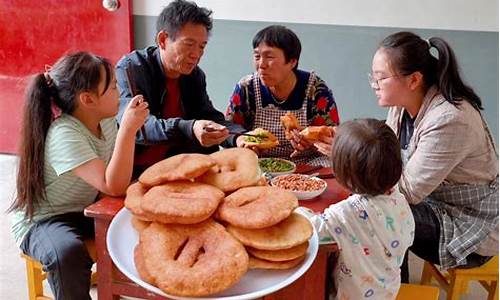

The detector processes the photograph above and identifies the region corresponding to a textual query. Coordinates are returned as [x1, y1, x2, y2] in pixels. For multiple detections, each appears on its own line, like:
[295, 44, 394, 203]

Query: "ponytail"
[428, 37, 483, 110]
[8, 74, 55, 218]
[380, 31, 483, 111]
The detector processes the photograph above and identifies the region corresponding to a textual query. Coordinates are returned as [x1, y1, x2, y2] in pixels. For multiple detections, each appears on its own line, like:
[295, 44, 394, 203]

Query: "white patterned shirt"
[301, 189, 415, 300]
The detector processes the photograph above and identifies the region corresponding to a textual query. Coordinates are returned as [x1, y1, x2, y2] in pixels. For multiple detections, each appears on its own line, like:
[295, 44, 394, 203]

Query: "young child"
[301, 118, 415, 300]
[8, 52, 148, 300]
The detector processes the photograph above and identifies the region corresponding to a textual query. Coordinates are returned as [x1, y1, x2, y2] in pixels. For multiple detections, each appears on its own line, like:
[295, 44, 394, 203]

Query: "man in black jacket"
[116, 0, 244, 175]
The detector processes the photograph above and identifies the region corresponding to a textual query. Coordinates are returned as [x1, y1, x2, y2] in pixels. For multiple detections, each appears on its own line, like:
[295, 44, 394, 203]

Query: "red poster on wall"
[0, 0, 133, 153]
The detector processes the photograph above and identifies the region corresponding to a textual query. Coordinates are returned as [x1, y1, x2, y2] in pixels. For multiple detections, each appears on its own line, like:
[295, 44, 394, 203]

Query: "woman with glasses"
[316, 31, 498, 281]
[225, 25, 340, 166]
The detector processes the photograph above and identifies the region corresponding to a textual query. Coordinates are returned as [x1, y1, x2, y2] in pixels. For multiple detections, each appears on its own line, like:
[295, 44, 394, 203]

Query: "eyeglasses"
[367, 73, 402, 89]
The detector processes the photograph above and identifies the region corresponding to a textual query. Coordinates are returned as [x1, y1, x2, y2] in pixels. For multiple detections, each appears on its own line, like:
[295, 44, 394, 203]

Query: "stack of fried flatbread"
[219, 189, 312, 269]
[124, 148, 314, 297]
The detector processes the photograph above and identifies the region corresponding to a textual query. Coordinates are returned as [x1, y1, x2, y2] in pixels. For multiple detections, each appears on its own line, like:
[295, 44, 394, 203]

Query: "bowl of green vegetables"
[258, 158, 296, 177]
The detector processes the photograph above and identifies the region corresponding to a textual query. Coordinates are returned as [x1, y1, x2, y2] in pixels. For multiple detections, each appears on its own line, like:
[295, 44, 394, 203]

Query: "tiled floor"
[0, 154, 491, 299]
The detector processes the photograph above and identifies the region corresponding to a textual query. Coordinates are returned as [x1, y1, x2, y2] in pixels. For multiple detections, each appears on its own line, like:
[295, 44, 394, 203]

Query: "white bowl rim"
[270, 174, 327, 192]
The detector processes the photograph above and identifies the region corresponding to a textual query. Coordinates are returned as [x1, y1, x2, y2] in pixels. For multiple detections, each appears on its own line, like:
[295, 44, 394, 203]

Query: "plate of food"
[107, 208, 319, 300]
[271, 174, 327, 200]
[258, 158, 296, 177]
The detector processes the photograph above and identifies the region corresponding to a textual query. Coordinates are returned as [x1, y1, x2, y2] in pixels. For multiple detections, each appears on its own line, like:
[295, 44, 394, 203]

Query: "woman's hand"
[290, 129, 313, 157]
[313, 126, 337, 158]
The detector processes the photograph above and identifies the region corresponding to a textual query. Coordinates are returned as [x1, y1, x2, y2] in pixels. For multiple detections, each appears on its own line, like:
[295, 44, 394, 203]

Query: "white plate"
[107, 208, 319, 300]
[271, 174, 327, 201]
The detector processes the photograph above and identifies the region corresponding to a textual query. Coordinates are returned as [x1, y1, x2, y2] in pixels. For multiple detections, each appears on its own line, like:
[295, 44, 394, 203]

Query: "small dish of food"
[270, 174, 327, 200]
[258, 158, 296, 177]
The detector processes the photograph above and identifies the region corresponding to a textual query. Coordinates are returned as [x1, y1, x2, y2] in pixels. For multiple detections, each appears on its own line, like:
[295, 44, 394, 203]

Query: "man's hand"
[193, 120, 229, 147]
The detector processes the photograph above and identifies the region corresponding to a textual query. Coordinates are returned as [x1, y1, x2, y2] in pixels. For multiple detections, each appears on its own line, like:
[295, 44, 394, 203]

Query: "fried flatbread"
[141, 181, 224, 224]
[139, 153, 217, 187]
[280, 112, 301, 139]
[124, 182, 151, 221]
[247, 241, 308, 261]
[134, 244, 155, 285]
[300, 126, 331, 142]
[248, 255, 305, 269]
[140, 220, 248, 297]
[131, 215, 151, 233]
[227, 212, 313, 250]
[198, 148, 260, 192]
[243, 128, 279, 150]
[218, 186, 298, 229]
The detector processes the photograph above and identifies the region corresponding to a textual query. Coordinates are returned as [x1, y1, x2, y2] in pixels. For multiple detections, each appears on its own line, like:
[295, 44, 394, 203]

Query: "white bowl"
[258, 158, 296, 177]
[270, 174, 327, 201]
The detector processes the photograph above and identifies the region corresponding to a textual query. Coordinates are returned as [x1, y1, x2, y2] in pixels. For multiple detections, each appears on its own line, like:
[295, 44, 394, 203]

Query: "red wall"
[0, 0, 133, 153]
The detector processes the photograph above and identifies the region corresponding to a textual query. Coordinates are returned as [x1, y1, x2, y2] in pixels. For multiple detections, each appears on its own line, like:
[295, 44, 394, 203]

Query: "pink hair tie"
[43, 72, 54, 87]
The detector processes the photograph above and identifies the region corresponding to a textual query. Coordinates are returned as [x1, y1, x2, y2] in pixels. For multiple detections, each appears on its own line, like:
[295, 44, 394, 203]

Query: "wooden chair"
[396, 283, 440, 300]
[421, 256, 499, 300]
[21, 239, 98, 300]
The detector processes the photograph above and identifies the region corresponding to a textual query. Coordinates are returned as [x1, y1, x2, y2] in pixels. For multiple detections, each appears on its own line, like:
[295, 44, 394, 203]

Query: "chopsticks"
[125, 67, 148, 144]
[228, 131, 261, 137]
[299, 165, 336, 179]
[317, 173, 336, 179]
[204, 127, 261, 138]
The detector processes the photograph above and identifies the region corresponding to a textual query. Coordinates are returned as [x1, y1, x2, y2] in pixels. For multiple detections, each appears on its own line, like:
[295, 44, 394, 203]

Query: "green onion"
[259, 158, 294, 172]
[245, 133, 268, 143]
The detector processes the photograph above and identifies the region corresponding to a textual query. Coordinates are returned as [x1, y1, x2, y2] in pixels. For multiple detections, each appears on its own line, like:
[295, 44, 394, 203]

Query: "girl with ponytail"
[369, 32, 498, 280]
[8, 52, 149, 299]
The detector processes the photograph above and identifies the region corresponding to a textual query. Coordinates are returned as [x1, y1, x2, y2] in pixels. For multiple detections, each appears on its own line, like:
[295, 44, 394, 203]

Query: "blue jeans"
[20, 212, 95, 300]
[401, 202, 492, 283]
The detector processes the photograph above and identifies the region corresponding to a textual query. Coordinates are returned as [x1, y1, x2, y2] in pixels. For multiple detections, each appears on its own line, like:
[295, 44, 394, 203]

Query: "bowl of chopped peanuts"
[270, 174, 327, 200]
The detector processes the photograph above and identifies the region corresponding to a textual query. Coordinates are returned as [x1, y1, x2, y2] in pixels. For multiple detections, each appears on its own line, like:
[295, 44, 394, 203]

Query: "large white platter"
[107, 208, 319, 300]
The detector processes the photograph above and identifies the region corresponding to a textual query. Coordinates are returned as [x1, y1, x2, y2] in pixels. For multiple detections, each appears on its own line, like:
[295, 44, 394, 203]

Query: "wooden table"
[84, 165, 350, 300]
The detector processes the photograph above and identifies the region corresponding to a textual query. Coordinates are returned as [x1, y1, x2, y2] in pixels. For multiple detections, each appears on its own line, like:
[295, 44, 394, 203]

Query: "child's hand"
[313, 126, 336, 158]
[121, 95, 149, 133]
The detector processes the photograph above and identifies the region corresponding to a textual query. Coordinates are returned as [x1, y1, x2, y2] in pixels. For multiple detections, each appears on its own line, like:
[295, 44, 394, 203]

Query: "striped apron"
[252, 72, 330, 167]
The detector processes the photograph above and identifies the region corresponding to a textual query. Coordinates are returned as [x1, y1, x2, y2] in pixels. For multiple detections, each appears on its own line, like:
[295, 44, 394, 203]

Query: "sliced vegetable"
[259, 158, 294, 172]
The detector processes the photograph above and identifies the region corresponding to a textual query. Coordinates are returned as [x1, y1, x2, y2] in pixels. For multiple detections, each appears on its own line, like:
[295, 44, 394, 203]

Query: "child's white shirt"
[300, 188, 415, 300]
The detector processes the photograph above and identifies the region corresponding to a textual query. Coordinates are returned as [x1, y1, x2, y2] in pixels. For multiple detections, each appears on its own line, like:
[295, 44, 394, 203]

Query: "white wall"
[133, 0, 498, 32]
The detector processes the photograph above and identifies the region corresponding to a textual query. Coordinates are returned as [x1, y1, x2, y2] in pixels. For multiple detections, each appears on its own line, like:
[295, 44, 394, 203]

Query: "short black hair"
[156, 0, 213, 40]
[332, 118, 402, 196]
[252, 25, 301, 69]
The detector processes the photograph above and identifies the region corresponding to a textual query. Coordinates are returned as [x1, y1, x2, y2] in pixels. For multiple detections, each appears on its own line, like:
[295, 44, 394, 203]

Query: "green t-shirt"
[11, 114, 118, 246]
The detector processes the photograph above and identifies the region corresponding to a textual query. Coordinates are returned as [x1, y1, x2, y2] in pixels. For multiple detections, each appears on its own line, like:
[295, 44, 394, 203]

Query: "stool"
[396, 283, 440, 300]
[421, 256, 498, 300]
[21, 239, 98, 300]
